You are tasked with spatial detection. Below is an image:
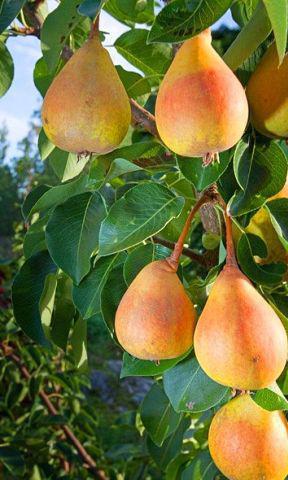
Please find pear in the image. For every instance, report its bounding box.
[115,259,196,361]
[194,213,287,390]
[209,394,288,480]
[247,42,288,138]
[155,29,248,158]
[42,35,131,154]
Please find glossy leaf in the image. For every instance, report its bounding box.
[78,0,106,18]
[104,0,154,25]
[0,41,13,98]
[252,386,288,411]
[116,66,151,98]
[120,349,191,378]
[70,316,88,370]
[182,450,219,480]
[101,262,127,334]
[266,198,288,250]
[262,0,287,63]
[0,0,26,33]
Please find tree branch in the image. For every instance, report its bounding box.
[130,99,159,138]
[0,342,107,480]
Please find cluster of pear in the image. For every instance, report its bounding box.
[41,23,288,480]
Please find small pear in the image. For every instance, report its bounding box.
[155,29,248,158]
[247,42,288,138]
[115,259,196,360]
[42,34,131,154]
[194,214,287,390]
[209,394,288,480]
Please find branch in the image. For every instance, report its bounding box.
[130,99,159,138]
[0,342,107,480]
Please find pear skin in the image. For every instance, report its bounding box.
[194,264,287,390]
[155,29,248,157]
[115,259,196,360]
[209,394,288,480]
[247,42,288,139]
[42,36,131,154]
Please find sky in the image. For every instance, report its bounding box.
[0,4,237,157]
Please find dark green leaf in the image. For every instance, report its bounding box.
[78,0,106,18]
[0,41,14,98]
[120,349,191,378]
[33,56,58,97]
[101,263,127,334]
[22,185,50,220]
[104,0,154,25]
[148,0,232,44]
[163,357,229,413]
[51,276,76,350]
[0,446,25,476]
[46,192,107,284]
[12,251,57,346]
[182,450,219,480]
[140,383,181,447]
[0,0,26,33]
[266,198,288,249]
[70,316,88,370]
[116,66,151,98]
[99,182,184,256]
[23,215,48,259]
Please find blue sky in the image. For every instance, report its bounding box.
[0,5,237,157]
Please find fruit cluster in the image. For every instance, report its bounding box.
[41,23,288,480]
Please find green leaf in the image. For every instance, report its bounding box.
[266,198,288,249]
[33,56,59,97]
[178,150,232,191]
[236,232,286,285]
[231,0,258,26]
[70,316,88,370]
[41,0,82,71]
[228,142,288,216]
[101,263,127,334]
[147,417,190,470]
[99,182,184,256]
[223,1,272,71]
[116,66,151,98]
[51,276,76,350]
[22,185,50,220]
[233,138,254,190]
[73,253,126,319]
[182,450,219,480]
[0,41,13,98]
[38,128,55,160]
[124,243,170,284]
[27,173,89,218]
[163,357,229,413]
[140,383,181,447]
[148,0,233,44]
[103,158,143,184]
[46,192,107,284]
[49,148,90,182]
[0,446,25,476]
[12,251,57,346]
[120,349,191,378]
[0,0,26,33]
[78,0,106,18]
[104,0,155,25]
[115,28,172,78]
[40,272,58,336]
[252,382,288,411]
[262,0,287,63]
[23,215,48,259]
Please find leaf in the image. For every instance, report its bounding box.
[262,0,287,63]
[182,450,219,480]
[104,158,143,184]
[147,417,190,470]
[120,349,191,378]
[104,0,154,25]
[0,40,13,98]
[98,182,184,256]
[252,386,288,411]
[231,0,258,26]
[0,0,26,33]
[177,150,232,191]
[51,276,76,350]
[124,243,170,284]
[39,272,58,336]
[23,215,48,259]
[22,185,51,220]
[38,128,55,160]
[140,383,181,447]
[148,0,233,44]
[228,142,288,216]
[266,198,288,249]
[28,173,89,218]
[78,0,106,18]
[101,263,127,334]
[46,192,107,284]
[73,253,126,319]
[163,357,229,413]
[49,148,90,182]
[70,316,88,371]
[223,1,272,71]
[12,251,57,346]
[115,28,172,78]
[233,138,254,190]
[41,0,82,71]
[33,56,59,97]
[0,446,25,476]
[116,66,151,98]
[236,232,286,285]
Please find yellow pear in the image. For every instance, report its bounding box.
[42,35,131,154]
[209,394,288,480]
[155,29,248,158]
[247,42,288,138]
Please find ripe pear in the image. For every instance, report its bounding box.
[194,216,287,390]
[115,259,196,360]
[246,42,288,138]
[42,35,131,154]
[209,394,288,480]
[155,29,248,158]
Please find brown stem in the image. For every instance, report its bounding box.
[0,342,107,480]
[89,15,100,40]
[130,99,160,138]
[166,186,219,270]
[152,236,208,267]
[225,210,238,267]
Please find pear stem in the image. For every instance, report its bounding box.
[167,186,218,271]
[89,15,100,40]
[225,210,238,267]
